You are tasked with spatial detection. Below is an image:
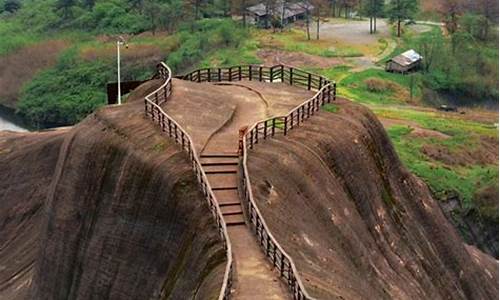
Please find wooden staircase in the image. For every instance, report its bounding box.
[200,153,245,226]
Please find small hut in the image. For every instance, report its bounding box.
[246,1,313,28]
[386,50,422,74]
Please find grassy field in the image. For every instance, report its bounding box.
[255,19,498,227]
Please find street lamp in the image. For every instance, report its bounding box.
[116,36,128,105]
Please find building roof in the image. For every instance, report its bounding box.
[247,1,314,19]
[389,49,422,67]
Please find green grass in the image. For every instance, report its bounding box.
[257,28,363,58]
[0,21,41,56]
[322,103,339,113]
[375,107,498,138]
[335,68,420,105]
[199,38,261,67]
[384,110,498,210]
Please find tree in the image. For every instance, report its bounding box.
[4,0,21,13]
[439,0,463,34]
[296,1,312,39]
[387,0,418,37]
[362,0,384,33]
[417,30,443,72]
[312,0,327,39]
[82,0,95,9]
[55,0,76,19]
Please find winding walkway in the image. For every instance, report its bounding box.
[201,84,288,299]
[146,65,328,300]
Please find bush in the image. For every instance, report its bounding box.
[365,77,390,92]
[167,19,248,72]
[17,48,112,127]
[364,77,401,93]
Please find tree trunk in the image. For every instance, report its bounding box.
[316,8,320,39]
[306,10,310,40]
[370,17,373,34]
[374,16,377,32]
[242,0,246,27]
[397,19,401,37]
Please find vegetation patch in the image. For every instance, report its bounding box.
[256,29,363,58]
[322,103,339,113]
[338,69,417,105]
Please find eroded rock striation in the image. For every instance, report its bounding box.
[1,80,226,300]
[247,98,498,300]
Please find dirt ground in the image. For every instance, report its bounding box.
[319,19,391,46]
[257,49,345,69]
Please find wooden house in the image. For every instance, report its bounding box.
[246,1,314,28]
[386,50,422,73]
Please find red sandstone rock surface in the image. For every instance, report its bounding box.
[247,98,498,299]
[1,78,497,300]
[1,81,226,299]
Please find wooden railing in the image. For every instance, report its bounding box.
[144,62,233,300]
[178,64,335,300]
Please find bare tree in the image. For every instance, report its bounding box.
[439,0,463,34]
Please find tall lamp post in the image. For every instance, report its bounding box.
[116,36,128,105]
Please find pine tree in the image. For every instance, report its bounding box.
[387,0,418,37]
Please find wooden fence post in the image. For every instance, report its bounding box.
[272,118,276,136]
[229,67,232,81]
[333,82,337,101]
[264,120,268,139]
[284,117,288,135]
[289,67,293,85]
[307,74,312,90]
[197,70,201,83]
[270,67,274,83]
[249,65,253,81]
[259,66,263,81]
[239,66,242,80]
[281,65,284,82]
[207,68,211,82]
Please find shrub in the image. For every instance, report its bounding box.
[0,39,68,108]
[17,48,112,127]
[364,77,391,93]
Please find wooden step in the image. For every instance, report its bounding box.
[205,170,237,175]
[203,164,238,173]
[206,174,238,189]
[201,153,239,158]
[214,189,240,205]
[212,186,238,191]
[201,160,238,167]
[221,204,243,215]
[224,213,246,226]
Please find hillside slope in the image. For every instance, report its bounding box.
[1,80,227,299]
[0,129,68,299]
[247,98,498,299]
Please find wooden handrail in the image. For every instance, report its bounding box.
[177,64,335,300]
[144,62,233,300]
